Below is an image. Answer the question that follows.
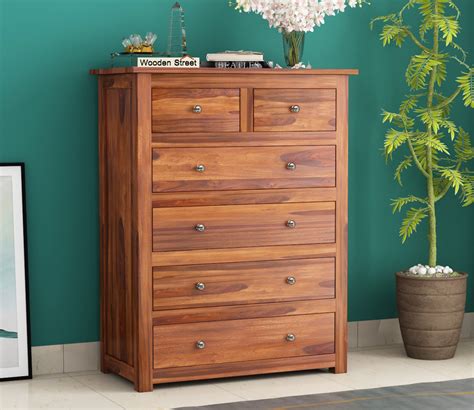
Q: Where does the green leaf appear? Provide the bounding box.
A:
[406,52,442,90]
[456,70,474,108]
[391,196,427,213]
[440,168,463,194]
[400,95,419,115]
[380,24,408,47]
[441,120,457,140]
[400,207,428,243]
[424,134,450,154]
[394,157,413,186]
[417,108,444,133]
[460,173,474,207]
[434,14,459,45]
[454,128,474,162]
[384,128,409,155]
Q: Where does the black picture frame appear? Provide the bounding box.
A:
[0,163,32,381]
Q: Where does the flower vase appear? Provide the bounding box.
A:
[282,31,305,67]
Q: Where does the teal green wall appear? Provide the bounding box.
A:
[1,0,472,346]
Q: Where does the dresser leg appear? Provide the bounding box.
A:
[134,378,153,392]
[331,362,348,374]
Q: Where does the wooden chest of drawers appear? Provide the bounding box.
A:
[92,67,357,392]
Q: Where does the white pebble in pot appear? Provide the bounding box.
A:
[428,267,436,275]
[418,267,427,275]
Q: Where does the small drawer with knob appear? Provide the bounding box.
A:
[153,258,335,310]
[152,146,335,192]
[153,202,335,252]
[253,88,336,132]
[153,313,335,369]
[151,88,240,133]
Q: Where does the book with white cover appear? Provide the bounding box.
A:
[206,50,264,62]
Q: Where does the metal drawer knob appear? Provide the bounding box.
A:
[286,162,296,171]
[289,105,300,113]
[195,282,206,291]
[195,164,206,172]
[196,340,206,349]
[195,224,206,232]
[192,105,202,113]
[286,333,296,342]
[286,220,296,228]
[286,276,296,285]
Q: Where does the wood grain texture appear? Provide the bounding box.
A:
[91,67,358,76]
[98,77,108,374]
[154,314,335,369]
[94,69,354,390]
[153,258,335,310]
[153,202,336,252]
[152,88,240,133]
[153,353,336,383]
[151,131,336,146]
[152,243,337,267]
[101,80,134,367]
[152,146,335,192]
[152,188,336,208]
[335,76,349,374]
[132,74,153,391]
[254,89,336,132]
[153,299,336,325]
[103,354,135,382]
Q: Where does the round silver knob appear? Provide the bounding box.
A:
[286,220,296,228]
[195,224,206,232]
[289,105,301,113]
[195,164,206,172]
[286,334,296,342]
[192,105,202,113]
[286,162,296,171]
[195,282,206,291]
[196,340,206,349]
[286,276,296,285]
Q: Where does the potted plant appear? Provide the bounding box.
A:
[233,0,366,66]
[372,0,473,360]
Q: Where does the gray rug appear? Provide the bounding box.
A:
[176,378,474,409]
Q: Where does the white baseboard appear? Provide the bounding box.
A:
[31,313,474,376]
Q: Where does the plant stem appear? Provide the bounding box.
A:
[426,0,440,267]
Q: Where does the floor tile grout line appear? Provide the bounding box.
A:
[210,383,251,401]
[69,374,127,409]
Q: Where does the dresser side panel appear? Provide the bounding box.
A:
[335,76,349,373]
[99,75,135,370]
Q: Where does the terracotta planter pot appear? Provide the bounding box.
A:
[396,271,468,360]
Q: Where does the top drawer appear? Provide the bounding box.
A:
[254,89,336,132]
[152,88,240,133]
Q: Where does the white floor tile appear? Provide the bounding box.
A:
[3,341,472,409]
[72,372,245,409]
[0,376,121,408]
[213,371,351,400]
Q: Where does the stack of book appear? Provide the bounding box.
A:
[206,50,268,69]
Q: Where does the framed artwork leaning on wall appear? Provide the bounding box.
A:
[0,163,31,381]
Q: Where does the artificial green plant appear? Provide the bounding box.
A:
[371,0,474,267]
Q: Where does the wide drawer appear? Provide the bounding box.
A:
[153,313,335,369]
[152,88,240,133]
[153,202,335,252]
[254,89,336,132]
[152,146,336,192]
[153,258,335,310]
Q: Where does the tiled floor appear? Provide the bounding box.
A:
[2,341,473,409]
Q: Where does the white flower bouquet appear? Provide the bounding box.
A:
[233,0,366,66]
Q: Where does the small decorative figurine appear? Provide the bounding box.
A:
[122,32,157,53]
